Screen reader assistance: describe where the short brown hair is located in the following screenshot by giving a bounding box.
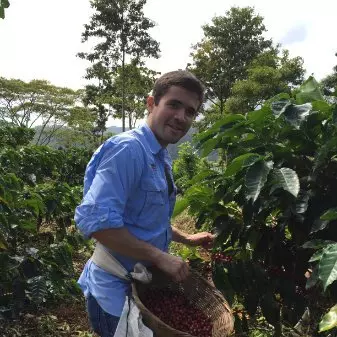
[152,70,205,107]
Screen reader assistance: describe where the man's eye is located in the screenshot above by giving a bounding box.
[169,102,179,109]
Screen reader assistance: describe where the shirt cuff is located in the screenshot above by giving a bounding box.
[74,204,124,239]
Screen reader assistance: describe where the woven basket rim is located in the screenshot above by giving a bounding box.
[132,268,234,337]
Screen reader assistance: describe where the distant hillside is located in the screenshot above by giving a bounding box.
[106,126,130,135]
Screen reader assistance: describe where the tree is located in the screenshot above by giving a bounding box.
[0,77,95,145]
[82,83,110,143]
[78,0,160,131]
[0,0,9,19]
[321,52,337,98]
[225,48,305,114]
[173,142,209,193]
[109,61,158,129]
[195,49,305,131]
[189,7,272,115]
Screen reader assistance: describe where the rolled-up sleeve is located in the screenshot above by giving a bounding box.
[74,139,142,239]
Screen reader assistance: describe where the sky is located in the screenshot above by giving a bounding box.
[0,0,336,125]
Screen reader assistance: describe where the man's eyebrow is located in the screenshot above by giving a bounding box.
[167,99,183,105]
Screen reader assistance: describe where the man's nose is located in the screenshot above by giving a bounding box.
[174,108,187,122]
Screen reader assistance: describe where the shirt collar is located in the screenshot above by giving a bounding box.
[140,122,163,155]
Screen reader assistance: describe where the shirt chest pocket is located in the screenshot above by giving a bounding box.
[140,177,165,206]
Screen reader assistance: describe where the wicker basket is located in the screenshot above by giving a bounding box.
[132,267,234,337]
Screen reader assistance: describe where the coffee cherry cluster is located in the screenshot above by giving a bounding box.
[211,252,233,263]
[143,288,213,337]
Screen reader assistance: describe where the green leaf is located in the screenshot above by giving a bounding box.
[247,106,273,123]
[245,161,273,202]
[189,169,215,185]
[172,197,189,219]
[320,208,337,221]
[311,219,330,234]
[283,103,313,129]
[19,220,37,233]
[319,304,337,332]
[318,243,337,291]
[270,168,300,198]
[213,114,246,131]
[296,76,324,104]
[27,276,47,305]
[271,100,291,118]
[312,100,332,115]
[302,240,335,249]
[309,249,324,262]
[224,153,261,177]
[200,137,220,157]
[194,114,245,143]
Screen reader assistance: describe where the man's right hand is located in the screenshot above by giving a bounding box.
[155,252,190,282]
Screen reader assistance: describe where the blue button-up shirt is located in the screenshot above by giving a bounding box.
[74,122,176,317]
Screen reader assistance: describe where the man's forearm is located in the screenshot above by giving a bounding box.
[171,226,191,245]
[92,227,164,266]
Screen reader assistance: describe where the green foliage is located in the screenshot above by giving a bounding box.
[0,77,96,147]
[173,142,210,193]
[0,0,9,19]
[0,123,35,147]
[0,125,90,319]
[189,6,273,115]
[78,0,160,130]
[225,49,305,114]
[319,304,337,332]
[175,77,337,334]
[109,61,159,129]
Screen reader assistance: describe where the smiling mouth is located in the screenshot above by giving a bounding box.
[167,125,184,132]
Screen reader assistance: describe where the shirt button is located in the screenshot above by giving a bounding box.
[100,215,107,222]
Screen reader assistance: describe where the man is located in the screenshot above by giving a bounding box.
[74,70,214,336]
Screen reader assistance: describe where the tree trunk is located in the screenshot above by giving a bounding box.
[122,49,125,132]
[121,4,126,132]
[128,113,132,130]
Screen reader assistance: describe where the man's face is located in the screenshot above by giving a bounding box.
[147,86,200,147]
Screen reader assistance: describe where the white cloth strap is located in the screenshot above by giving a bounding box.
[91,242,152,284]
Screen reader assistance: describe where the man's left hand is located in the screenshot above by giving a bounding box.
[187,232,215,249]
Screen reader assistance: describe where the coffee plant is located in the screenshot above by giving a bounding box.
[0,124,92,319]
[174,77,337,335]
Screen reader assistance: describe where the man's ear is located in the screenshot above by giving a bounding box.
[147,96,155,114]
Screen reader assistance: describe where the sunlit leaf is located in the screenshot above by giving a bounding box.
[318,243,337,291]
[319,304,337,332]
[172,197,189,219]
[270,168,300,198]
[320,208,337,221]
[296,76,324,104]
[245,161,273,202]
[302,240,335,249]
[224,153,261,177]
